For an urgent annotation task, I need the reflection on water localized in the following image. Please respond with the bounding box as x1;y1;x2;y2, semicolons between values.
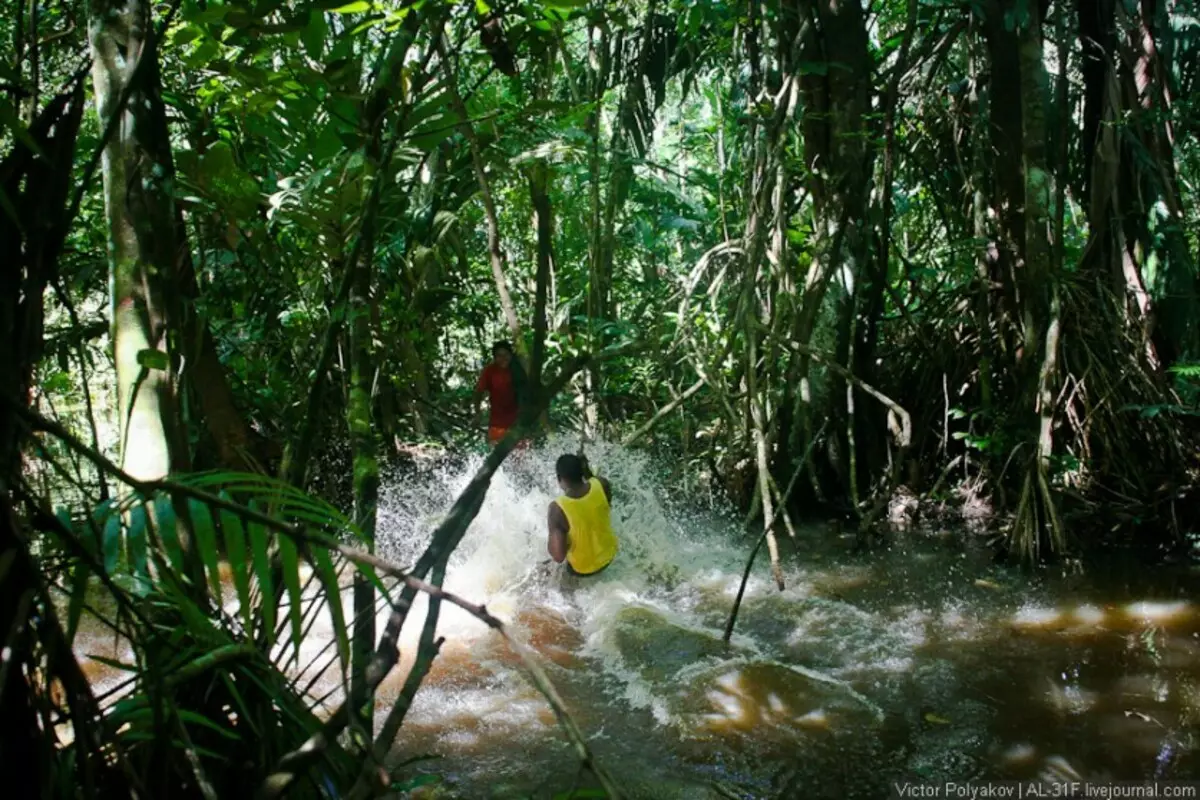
72;439;1200;797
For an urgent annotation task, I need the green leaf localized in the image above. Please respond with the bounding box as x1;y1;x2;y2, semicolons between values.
136;348;170;371
54;504;77;546
225;10;256;27
127;504;150;595
85;654;138;672
156;494;184;573
177;709;240;741
172;25;203;45
187;37;220;68
102;512;122;574
279;532;304;656
219;673;260;736
1169;362;1200;377
330;0;370;12
248;508;276;648
165;578;218;639
355;561;388;596
219;500;253;632
393;774;441;792
313;548;349;673
191;499;224;603
0;98;47;160
302;10;327;59
91;497;116;528
66;560;90;643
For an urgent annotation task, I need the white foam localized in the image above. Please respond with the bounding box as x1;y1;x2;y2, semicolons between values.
1125;601;1190;623
1013;605;1063;627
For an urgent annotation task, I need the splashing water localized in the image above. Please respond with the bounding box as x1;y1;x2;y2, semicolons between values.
72;438;1200;797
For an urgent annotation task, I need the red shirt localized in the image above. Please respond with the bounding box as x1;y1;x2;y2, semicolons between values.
476;363;518;428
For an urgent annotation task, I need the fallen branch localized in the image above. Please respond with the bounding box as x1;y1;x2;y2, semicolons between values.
5;348;632;800
722;421;826;644
353;561;447;798
768;328;911;448
438;35;524;355
914;454;963;524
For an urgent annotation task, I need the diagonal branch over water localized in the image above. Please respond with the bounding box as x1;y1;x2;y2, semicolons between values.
4;353;629;799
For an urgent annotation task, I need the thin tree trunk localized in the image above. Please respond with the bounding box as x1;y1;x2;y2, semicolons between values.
342;9;431;730
89;0;189;482
1;87;84;484
346;206;379;733
785;0;874;503
970;15;996;413
1015;0;1065;556
439;38;524;357
583;22;608;437
528;163;554;397
283;15;433;488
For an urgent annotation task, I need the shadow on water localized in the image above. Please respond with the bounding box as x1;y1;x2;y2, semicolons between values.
71;438;1200;798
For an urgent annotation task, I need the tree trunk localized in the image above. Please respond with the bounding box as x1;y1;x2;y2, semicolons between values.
347;208;379;732
784;0;874;503
0;82;86;798
0;86;84;483
176;249;270;472
980;0;1064;557
528;162;554;396
89;0;190;481
343;9;429;733
1078;0;1199;364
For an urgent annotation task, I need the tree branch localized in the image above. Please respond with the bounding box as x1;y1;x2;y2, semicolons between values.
622;377;706;447
437;35;524;357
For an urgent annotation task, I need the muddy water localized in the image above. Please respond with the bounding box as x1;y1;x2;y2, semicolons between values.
72;440;1200;798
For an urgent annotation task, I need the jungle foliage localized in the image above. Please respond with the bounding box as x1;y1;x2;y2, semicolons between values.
2;0;1200;795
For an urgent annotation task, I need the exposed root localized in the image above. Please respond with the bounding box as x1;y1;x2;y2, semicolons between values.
1008;452;1066;563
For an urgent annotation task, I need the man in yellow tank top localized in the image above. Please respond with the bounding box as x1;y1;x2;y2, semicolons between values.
546;453;618;576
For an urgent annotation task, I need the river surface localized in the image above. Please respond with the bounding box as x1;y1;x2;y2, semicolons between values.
73;440;1200;798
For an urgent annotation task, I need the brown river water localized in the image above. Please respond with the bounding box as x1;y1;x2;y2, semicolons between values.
73;440;1200;798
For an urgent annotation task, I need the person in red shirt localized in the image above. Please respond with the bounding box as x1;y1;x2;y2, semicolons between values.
473;341;524;444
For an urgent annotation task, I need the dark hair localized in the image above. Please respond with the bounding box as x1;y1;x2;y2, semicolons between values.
556;453;585;483
492;341;514;355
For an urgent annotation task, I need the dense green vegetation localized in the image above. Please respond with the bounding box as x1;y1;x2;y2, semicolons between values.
2;0;1199;795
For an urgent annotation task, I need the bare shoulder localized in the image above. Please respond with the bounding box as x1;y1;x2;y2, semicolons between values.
597;475;613;501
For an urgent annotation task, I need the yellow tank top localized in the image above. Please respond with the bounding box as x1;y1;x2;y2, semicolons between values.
556;477;618;575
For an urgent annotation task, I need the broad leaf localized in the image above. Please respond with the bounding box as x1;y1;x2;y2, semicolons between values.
136;348;170;371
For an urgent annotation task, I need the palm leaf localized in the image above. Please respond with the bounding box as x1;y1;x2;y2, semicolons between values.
155;493;185;574
127;503;150;595
66;558;90;643
179;472;361;539
247;507;276;649
278;532;305;661
218;502;253;632
177;709;240;742
312;548;350;677
190;499;224;603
